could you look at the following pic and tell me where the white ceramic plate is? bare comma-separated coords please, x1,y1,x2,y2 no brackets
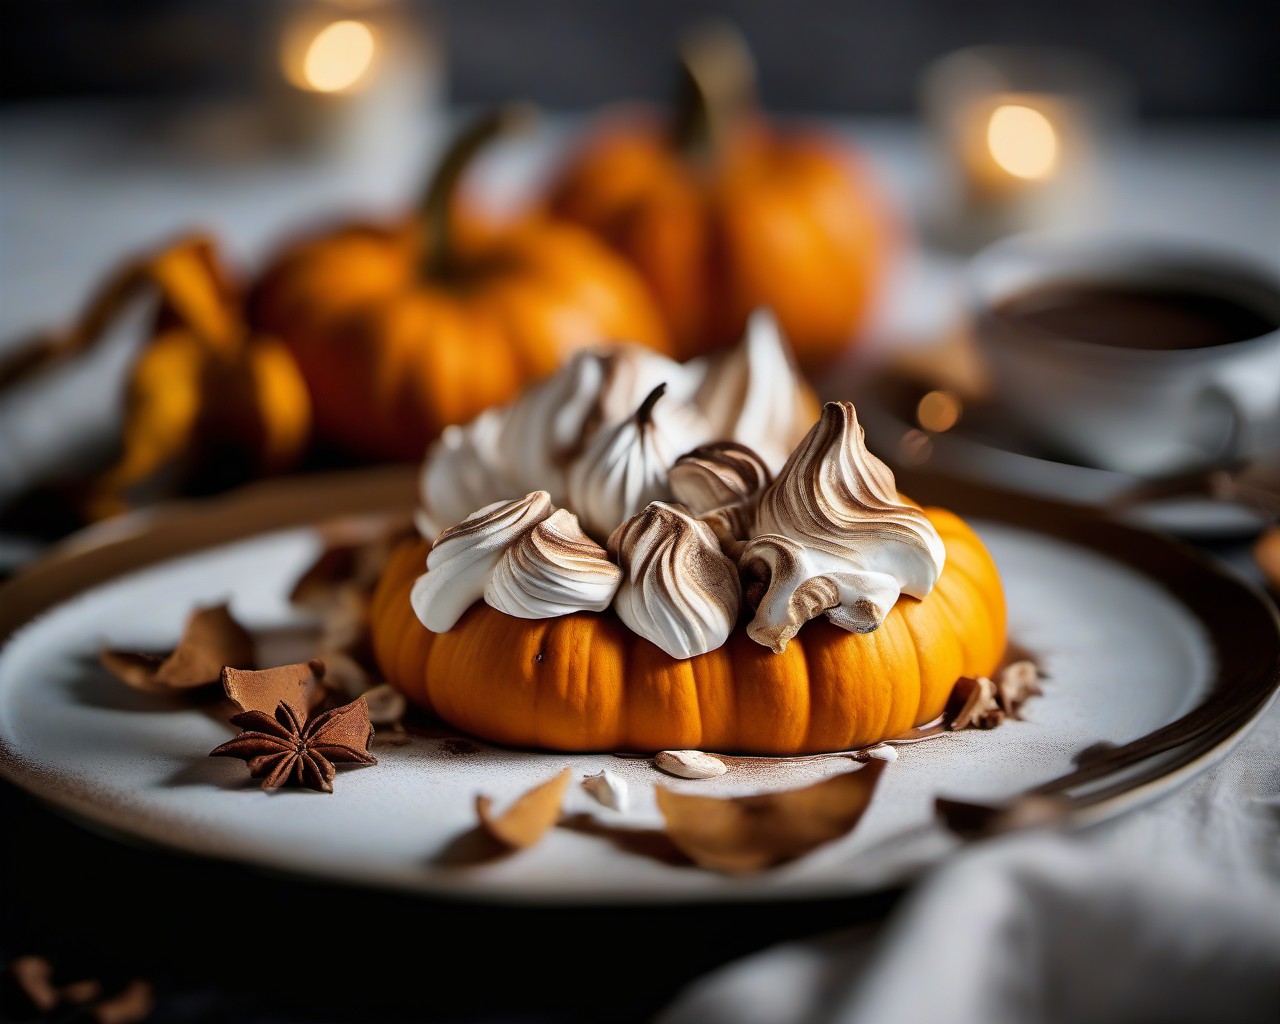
2,473,1275,904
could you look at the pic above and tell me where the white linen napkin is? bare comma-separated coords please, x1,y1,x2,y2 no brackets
660,698,1280,1024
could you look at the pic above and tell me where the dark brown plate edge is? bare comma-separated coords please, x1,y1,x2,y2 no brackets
898,467,1280,816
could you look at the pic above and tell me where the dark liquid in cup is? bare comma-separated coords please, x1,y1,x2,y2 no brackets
994,282,1277,350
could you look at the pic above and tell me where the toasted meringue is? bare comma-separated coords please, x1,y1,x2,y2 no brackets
668,441,772,515
411,491,554,632
416,408,512,539
567,385,685,540
693,309,819,471
742,402,946,650
496,345,700,498
607,502,741,659
485,508,622,618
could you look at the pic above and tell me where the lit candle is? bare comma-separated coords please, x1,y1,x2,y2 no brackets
922,47,1123,249
268,1,444,155
285,18,380,95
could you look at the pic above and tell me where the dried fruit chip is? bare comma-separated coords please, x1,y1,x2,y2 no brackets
995,660,1043,717
289,520,411,607
476,768,573,850
655,761,886,873
100,603,254,693
362,682,407,727
288,517,414,689
945,675,1004,730
221,659,325,717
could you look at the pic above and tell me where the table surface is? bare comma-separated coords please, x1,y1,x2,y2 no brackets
0,104,1277,1023
3,105,1278,341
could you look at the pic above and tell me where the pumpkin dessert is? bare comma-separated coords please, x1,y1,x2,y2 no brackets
370,312,1006,755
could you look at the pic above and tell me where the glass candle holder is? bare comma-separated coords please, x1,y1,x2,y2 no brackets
266,0,445,157
921,46,1126,251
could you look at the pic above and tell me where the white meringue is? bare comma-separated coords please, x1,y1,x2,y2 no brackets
416,408,513,539
411,491,554,632
494,345,699,501
739,533,904,652
742,402,946,650
567,385,685,540
669,441,772,547
607,502,741,659
693,309,819,471
668,441,772,515
485,508,622,618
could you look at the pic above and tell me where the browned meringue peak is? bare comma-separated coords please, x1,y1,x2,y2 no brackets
567,384,687,540
486,508,622,618
416,407,513,538
411,490,555,632
669,441,772,548
668,441,772,515
416,345,699,535
607,502,741,659
494,344,692,500
692,309,820,471
742,401,947,651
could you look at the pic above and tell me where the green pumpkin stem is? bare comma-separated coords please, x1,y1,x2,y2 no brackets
419,104,537,277
670,22,756,161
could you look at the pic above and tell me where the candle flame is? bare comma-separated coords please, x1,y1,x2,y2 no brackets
301,20,377,93
987,104,1058,180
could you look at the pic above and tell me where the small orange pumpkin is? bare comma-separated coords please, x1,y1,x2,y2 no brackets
4,236,311,519
370,506,1005,755
546,26,891,367
249,107,670,462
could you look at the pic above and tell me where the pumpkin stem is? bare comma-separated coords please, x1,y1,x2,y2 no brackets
419,104,537,277
670,21,756,161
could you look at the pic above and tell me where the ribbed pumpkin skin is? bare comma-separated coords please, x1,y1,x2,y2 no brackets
249,218,670,461
371,508,1005,755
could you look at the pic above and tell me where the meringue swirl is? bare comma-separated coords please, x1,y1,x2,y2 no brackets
412,491,554,632
606,502,741,659
693,309,820,471
742,402,946,649
416,408,513,539
486,508,622,618
567,384,684,541
409,318,943,660
669,441,772,515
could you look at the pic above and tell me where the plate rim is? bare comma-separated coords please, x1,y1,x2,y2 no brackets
1,466,1277,904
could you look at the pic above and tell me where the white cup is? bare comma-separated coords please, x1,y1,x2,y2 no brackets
969,235,1280,478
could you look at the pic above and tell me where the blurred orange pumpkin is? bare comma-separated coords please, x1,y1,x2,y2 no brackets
546,25,892,367
249,107,670,462
370,506,1005,755
5,236,311,519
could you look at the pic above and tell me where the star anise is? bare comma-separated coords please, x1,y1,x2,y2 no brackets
210,697,376,793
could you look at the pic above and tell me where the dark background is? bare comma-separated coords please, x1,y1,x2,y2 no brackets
3,0,1279,117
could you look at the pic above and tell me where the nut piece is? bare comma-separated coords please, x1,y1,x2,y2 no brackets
581,770,628,811
995,660,1043,717
863,744,899,762
362,682,408,727
654,749,728,780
